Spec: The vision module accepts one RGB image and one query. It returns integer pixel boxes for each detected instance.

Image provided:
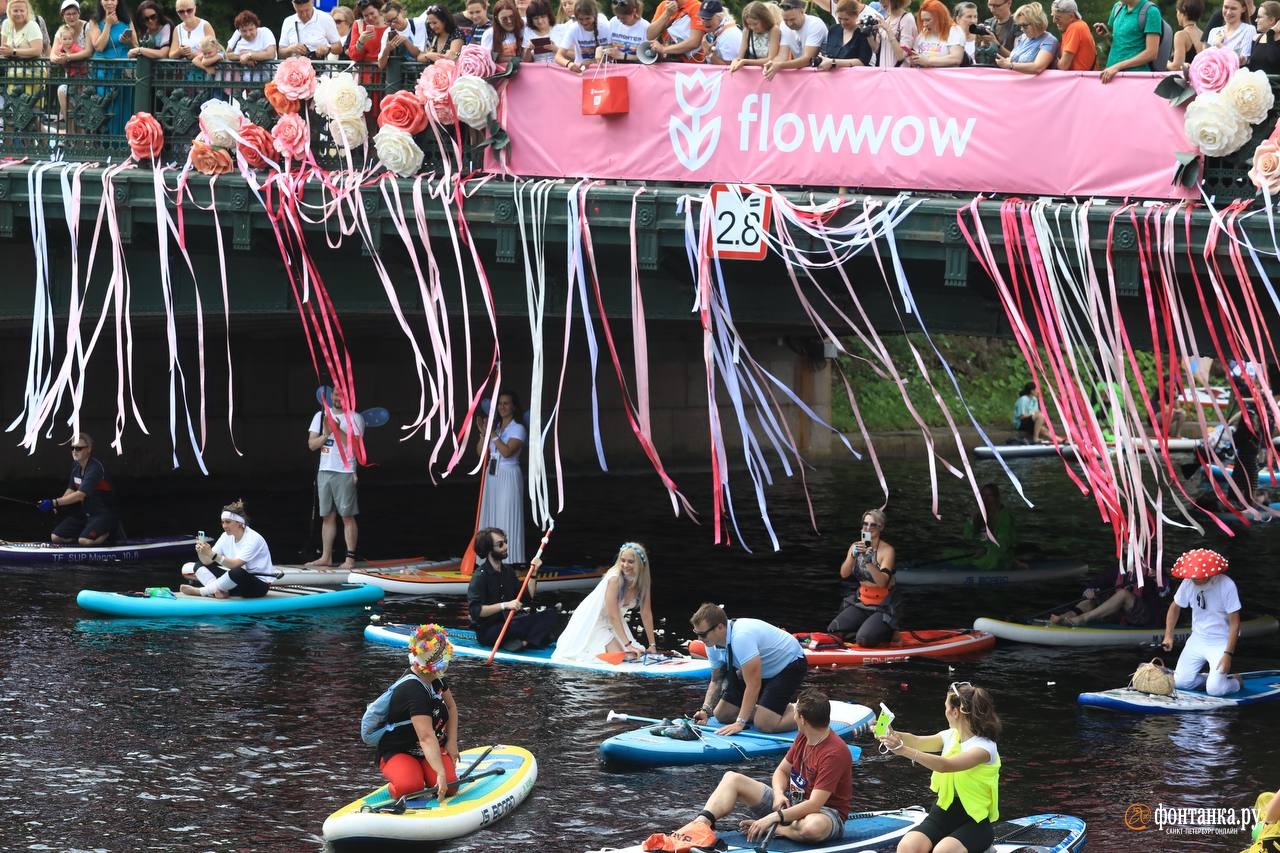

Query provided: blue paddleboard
[599,703,873,767]
[365,622,713,678]
[76,583,383,617]
[847,813,1086,852]
[1078,669,1280,713]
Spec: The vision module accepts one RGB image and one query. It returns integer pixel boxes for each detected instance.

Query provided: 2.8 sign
[709,184,773,261]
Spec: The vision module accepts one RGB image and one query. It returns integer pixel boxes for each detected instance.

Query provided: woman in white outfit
[553,542,658,662]
[475,390,527,563]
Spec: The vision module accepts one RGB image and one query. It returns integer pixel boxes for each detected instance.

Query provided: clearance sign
[490,64,1194,201]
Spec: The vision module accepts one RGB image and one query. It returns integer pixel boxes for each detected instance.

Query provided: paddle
[459,472,486,577]
[367,767,507,813]
[0,495,35,507]
[607,710,750,761]
[604,711,801,747]
[1018,597,1088,624]
[486,524,554,664]
[754,822,778,852]
[992,814,1061,845]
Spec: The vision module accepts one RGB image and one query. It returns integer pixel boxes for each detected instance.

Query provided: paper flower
[454,44,496,80]
[374,125,425,177]
[416,58,455,103]
[1184,91,1252,157]
[237,123,275,169]
[1250,138,1280,196]
[124,112,164,161]
[313,71,371,121]
[378,90,428,135]
[448,75,499,130]
[192,140,234,175]
[198,98,244,150]
[264,81,300,115]
[1221,67,1276,125]
[328,116,369,151]
[273,55,317,101]
[1187,47,1239,95]
[272,112,310,160]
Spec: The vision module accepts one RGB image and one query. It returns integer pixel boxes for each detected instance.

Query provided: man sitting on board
[644,690,854,852]
[1160,548,1242,697]
[466,527,558,650]
[690,603,808,736]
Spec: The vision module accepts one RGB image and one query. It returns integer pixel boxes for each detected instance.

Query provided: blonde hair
[1013,2,1047,29]
[862,508,887,529]
[222,498,249,524]
[611,542,651,607]
[200,35,223,52]
[741,0,778,27]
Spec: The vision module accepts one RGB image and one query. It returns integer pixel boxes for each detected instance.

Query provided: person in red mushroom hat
[1160,548,1243,697]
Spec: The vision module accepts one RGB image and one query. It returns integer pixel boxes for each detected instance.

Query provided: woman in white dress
[552,542,658,662]
[475,390,527,563]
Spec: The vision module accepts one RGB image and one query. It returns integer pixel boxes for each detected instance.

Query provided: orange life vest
[859,582,891,606]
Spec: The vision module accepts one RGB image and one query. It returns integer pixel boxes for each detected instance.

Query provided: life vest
[930,729,1000,824]
[859,582,890,606]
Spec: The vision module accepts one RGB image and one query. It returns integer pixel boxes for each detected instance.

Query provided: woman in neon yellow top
[877,682,1002,853]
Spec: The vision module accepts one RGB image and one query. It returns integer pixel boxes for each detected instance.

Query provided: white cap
[60,0,82,12]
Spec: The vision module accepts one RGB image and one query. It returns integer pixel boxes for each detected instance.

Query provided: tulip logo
[669,70,722,171]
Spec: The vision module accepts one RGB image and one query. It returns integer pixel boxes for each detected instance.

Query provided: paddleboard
[76,583,383,617]
[895,559,1087,586]
[974,437,1201,460]
[587,807,928,853]
[366,622,713,678]
[323,744,536,843]
[599,702,873,768]
[974,614,1279,647]
[1211,502,1280,527]
[351,561,606,596]
[851,813,1086,852]
[688,630,993,666]
[1206,465,1279,487]
[1078,669,1280,714]
[275,556,458,587]
[0,535,196,565]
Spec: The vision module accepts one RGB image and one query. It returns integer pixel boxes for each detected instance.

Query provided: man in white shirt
[1160,549,1243,697]
[764,0,826,78]
[278,0,341,59]
[306,386,366,571]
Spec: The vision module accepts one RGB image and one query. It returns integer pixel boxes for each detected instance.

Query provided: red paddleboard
[688,629,995,667]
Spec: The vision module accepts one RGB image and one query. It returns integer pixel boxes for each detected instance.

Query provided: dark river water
[1,456,1276,853]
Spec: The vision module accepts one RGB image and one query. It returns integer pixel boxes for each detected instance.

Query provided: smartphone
[862,530,873,543]
[874,703,896,737]
[197,530,206,544]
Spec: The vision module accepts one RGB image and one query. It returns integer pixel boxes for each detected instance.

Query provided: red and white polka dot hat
[1171,549,1229,580]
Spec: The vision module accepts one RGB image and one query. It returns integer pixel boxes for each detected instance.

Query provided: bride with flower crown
[551,542,659,662]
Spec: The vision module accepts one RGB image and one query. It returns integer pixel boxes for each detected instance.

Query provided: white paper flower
[374,126,424,177]
[314,72,371,121]
[328,117,368,151]
[1185,91,1252,157]
[448,75,499,130]
[198,99,245,150]
[1221,68,1276,126]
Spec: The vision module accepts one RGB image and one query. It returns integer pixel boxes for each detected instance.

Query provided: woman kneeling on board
[180,500,276,599]
[878,682,1001,853]
[377,624,460,802]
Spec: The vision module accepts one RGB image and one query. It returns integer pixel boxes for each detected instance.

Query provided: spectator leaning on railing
[169,0,213,60]
[418,4,463,62]
[524,0,557,61]
[193,33,223,73]
[279,0,341,59]
[818,0,881,68]
[128,0,169,57]
[481,0,530,62]
[666,0,741,63]
[463,0,491,43]
[1206,0,1255,60]
[877,0,917,65]
[331,3,354,49]
[378,1,427,66]
[906,0,965,66]
[729,0,781,70]
[763,0,825,78]
[953,1,980,63]
[1250,0,1280,71]
[226,10,276,72]
[646,0,708,60]
[982,0,1016,51]
[1165,0,1200,68]
[1050,0,1096,69]
[1,0,46,59]
[555,0,609,71]
[996,1,1056,71]
[603,0,648,61]
[1093,0,1162,82]
[348,0,388,62]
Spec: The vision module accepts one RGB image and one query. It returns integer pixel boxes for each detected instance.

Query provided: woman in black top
[1249,0,1280,72]
[377,624,459,802]
[818,0,878,68]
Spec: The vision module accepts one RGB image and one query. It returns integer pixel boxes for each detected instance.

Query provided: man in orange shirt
[645,0,709,59]
[1052,0,1097,70]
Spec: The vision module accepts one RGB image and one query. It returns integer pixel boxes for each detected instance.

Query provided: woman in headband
[376,624,460,803]
[552,542,658,663]
[180,499,277,598]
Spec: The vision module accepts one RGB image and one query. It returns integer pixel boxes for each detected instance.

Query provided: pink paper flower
[1250,139,1280,197]
[1187,47,1240,95]
[454,44,496,80]
[272,113,309,160]
[238,123,275,170]
[379,90,429,135]
[124,112,164,161]
[274,56,318,101]
[416,58,456,102]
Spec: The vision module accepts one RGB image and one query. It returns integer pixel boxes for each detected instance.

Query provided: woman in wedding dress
[552,542,658,662]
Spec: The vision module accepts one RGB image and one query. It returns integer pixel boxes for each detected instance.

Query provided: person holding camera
[827,508,899,647]
[953,2,981,62]
[817,0,880,68]
[764,0,825,78]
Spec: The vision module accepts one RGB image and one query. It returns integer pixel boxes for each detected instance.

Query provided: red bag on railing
[581,65,629,116]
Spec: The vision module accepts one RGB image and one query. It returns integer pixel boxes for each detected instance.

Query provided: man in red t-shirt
[643,690,854,852]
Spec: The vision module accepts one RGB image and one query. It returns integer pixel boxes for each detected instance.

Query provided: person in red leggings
[376,624,460,801]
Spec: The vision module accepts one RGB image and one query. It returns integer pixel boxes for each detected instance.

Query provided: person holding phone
[827,508,898,647]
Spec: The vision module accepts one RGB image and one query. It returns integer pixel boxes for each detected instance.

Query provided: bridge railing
[1,57,1277,199]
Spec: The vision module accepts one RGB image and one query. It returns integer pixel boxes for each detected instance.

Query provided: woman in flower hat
[377,624,460,801]
[1160,549,1243,697]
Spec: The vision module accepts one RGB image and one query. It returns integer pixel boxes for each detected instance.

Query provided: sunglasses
[141,12,156,18]
[949,681,973,704]
[493,540,508,547]
[176,7,195,13]
[692,626,715,639]
[71,445,89,451]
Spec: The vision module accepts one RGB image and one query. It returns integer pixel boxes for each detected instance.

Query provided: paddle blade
[606,710,626,723]
[596,652,627,665]
[316,385,334,407]
[361,407,390,428]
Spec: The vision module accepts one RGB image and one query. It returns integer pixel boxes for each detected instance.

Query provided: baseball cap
[60,0,81,12]
[698,0,723,17]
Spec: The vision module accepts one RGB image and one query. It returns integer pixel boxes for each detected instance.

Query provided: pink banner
[490,65,1193,200]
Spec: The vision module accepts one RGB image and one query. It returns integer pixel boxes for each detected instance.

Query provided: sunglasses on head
[949,681,973,704]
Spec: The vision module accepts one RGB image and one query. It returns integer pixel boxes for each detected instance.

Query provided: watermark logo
[1126,802,1261,836]
[1125,803,1153,831]
[669,70,722,171]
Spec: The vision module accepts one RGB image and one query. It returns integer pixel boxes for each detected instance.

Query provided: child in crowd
[193,34,225,72]
[525,0,558,61]
[464,0,492,43]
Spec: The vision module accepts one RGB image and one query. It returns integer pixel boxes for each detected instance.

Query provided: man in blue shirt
[689,603,807,736]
